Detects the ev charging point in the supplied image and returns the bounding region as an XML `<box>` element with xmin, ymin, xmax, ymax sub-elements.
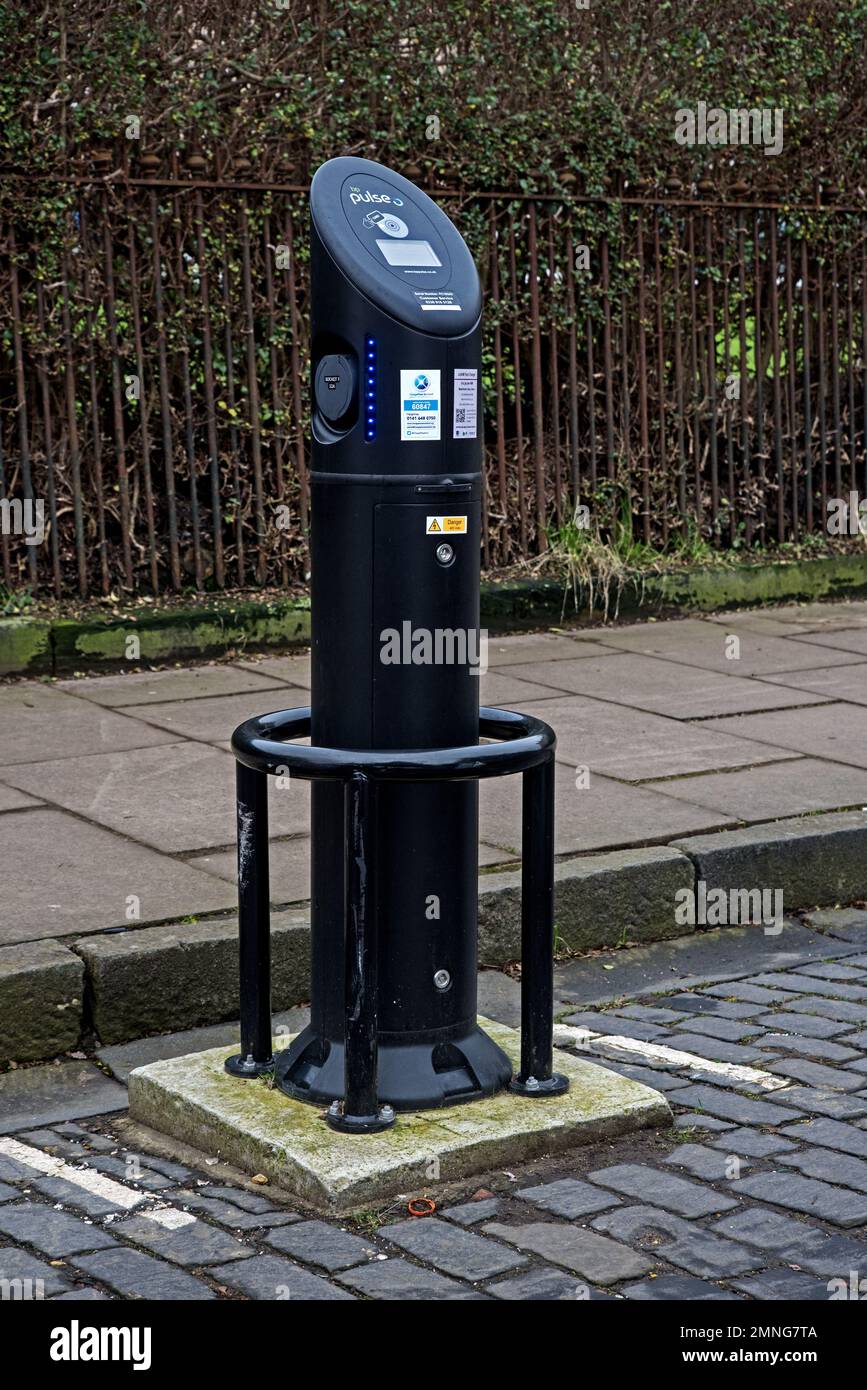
<box><xmin>128</xmin><ymin>157</ymin><xmax>670</xmax><ymax>1205</ymax></box>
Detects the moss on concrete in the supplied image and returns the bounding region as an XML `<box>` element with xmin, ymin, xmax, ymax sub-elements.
<box><xmin>127</xmin><ymin>1016</ymin><xmax>671</xmax><ymax>1211</ymax></box>
<box><xmin>4</xmin><ymin>552</ymin><xmax>867</xmax><ymax>677</ymax></box>
<box><xmin>0</xmin><ymin>617</ymin><xmax>53</xmax><ymax>676</ymax></box>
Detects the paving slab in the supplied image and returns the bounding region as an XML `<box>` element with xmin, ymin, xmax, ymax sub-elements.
<box><xmin>484</xmin><ymin>631</ymin><xmax>620</xmax><ymax>667</ymax></box>
<box><xmin>482</xmin><ymin>1220</ymin><xmax>651</xmax><ymax>1284</ymax></box>
<box><xmin>480</xmin><ymin>766</ymin><xmax>728</xmax><ymax>857</ymax></box>
<box><xmin>792</xmin><ymin>960</ymin><xmax>867</xmax><ymax>981</ymax></box>
<box><xmin>729</xmin><ymin>1269</ymin><xmax>831</xmax><ymax>1299</ymax></box>
<box><xmin>478</xmin><ymin>668</ymin><xmax>568</xmax><ymax>705</ymax></box>
<box><xmin>236</xmin><ymin>653</ymin><xmax>312</xmax><ymax>685</ymax></box>
<box><xmin>0</xmin><ymin>783</ymin><xmax>40</xmax><ymax>811</ymax></box>
<box><xmin>96</xmin><ymin>1007</ymin><xmax>311</xmax><ymax>1083</ymax></box>
<box><xmin>0</xmin><ymin>1245</ymin><xmax>73</xmax><ymax>1295</ymax></box>
<box><xmin>504</xmin><ymin>652</ymin><xmax>830</xmax><ymax>719</ymax></box>
<box><xmin>778</xmin><ymin>1146</ymin><xmax>867</xmax><ymax>1193</ymax></box>
<box><xmin>210</xmin><ymin>1253</ymin><xmax>353</xmax><ymax>1300</ymax></box>
<box><xmin>338</xmin><ymin>1258</ymin><xmax>481</xmax><ymax>1300</ymax></box>
<box><xmin>111</xmin><ymin>1213</ymin><xmax>253</xmax><ymax>1266</ymax></box>
<box><xmin>707</xmin><ymin>1206</ymin><xmax>827</xmax><ymax>1254</ymax></box>
<box><xmin>0</xmin><ymin>683</ymin><xmax>178</xmax><ymax>765</ymax></box>
<box><xmin>384</xmin><ymin>1216</ymin><xmax>526</xmax><ymax>1281</ymax></box>
<box><xmin>591</xmin><ymin>617</ymin><xmax>863</xmax><ymax>675</ymax></box>
<box><xmin>51</xmin><ymin>1287</ymin><xmax>109</xmax><ymax>1301</ymax></box>
<box><xmin>586</xmin><ymin>1162</ymin><xmax>739</xmax><ymax>1216</ymax></box>
<box><xmin>787</xmin><ymin>626</ymin><xmax>867</xmax><ymax>656</ymax></box>
<box><xmin>759</xmin><ymin>661</ymin><xmax>867</xmax><ymax>708</ymax></box>
<box><xmin>0</xmin><ymin>1059</ymin><xmax>128</xmax><ymax>1133</ymax></box>
<box><xmin>589</xmin><ymin>1204</ymin><xmax>761</xmax><ymax>1278</ymax></box>
<box><xmin>662</xmin><ymin>1142</ymin><xmax>756</xmax><ymax>1181</ymax></box>
<box><xmin>664</xmin><ymin>1083</ymin><xmax>805</xmax><ymax>1127</ymax></box>
<box><xmin>746</xmin><ymin>971</ymin><xmax>867</xmax><ymax>1002</ymax></box>
<box><xmin>487</xmin><ymin>1267</ymin><xmax>606</xmax><ymax>1299</ymax></box>
<box><xmin>553</xmin><ymin>921</ymin><xmax>855</xmax><ymax>1008</ymax></box>
<box><xmin>753</xmin><ymin>1010</ymin><xmax>852</xmax><ymax>1039</ymax></box>
<box><xmin>1</xmin><ymin>742</ymin><xmax>309</xmax><ymax>854</ymax></box>
<box><xmin>784</xmin><ymin>995</ymin><xmax>867</xmax><ymax>1025</ymax></box>
<box><xmin>0</xmin><ymin>1202</ymin><xmax>117</xmax><ymax>1256</ymax></box>
<box><xmin>514</xmin><ymin>1177</ymin><xmax>621</xmax><ymax>1219</ymax></box>
<box><xmin>805</xmin><ymin>907</ymin><xmax>867</xmax><ymax>945</ymax></box>
<box><xmin>119</xmin><ymin>688</ymin><xmax>313</xmax><ymax>746</ymax></box>
<box><xmin>730</xmin><ymin>1170</ymin><xmax>867</xmax><ymax>1227</ymax></box>
<box><xmin>708</xmin><ymin>1127</ymin><xmax>799</xmax><ymax>1158</ymax></box>
<box><xmin>705</xmin><ymin>702</ymin><xmax>867</xmax><ymax>769</ymax></box>
<box><xmin>787</xmin><ymin>1234</ymin><xmax>867</xmax><ymax>1278</ymax></box>
<box><xmin>753</xmin><ymin>1032</ymin><xmax>861</xmax><ymax>1064</ymax></box>
<box><xmin>622</xmin><ymin>1273</ymin><xmax>742</xmax><ymax>1300</ymax></box>
<box><xmin>442</xmin><ymin>1197</ymin><xmax>503</xmax><ymax>1226</ymax></box>
<box><xmin>521</xmin><ymin>694</ymin><xmax>798</xmax><ymax>781</ymax></box>
<box><xmin>0</xmin><ymin>808</ymin><xmax>235</xmax><ymax>943</ymax></box>
<box><xmin>669</xmin><ymin>1014</ymin><xmax>762</xmax><ymax>1043</ymax></box>
<box><xmin>127</xmin><ymin>1018</ymin><xmax>671</xmax><ymax>1212</ymax></box>
<box><xmin>644</xmin><ymin>757</ymin><xmax>867</xmax><ymax>823</ymax></box>
<box><xmin>766</xmin><ymin>1057</ymin><xmax>867</xmax><ymax>1091</ymax></box>
<box><xmin>70</xmin><ymin>1247</ymin><xmax>216</xmax><ymax>1299</ymax></box>
<box><xmin>57</xmin><ymin>663</ymin><xmax>288</xmax><ymax>707</ymax></box>
<box><xmin>709</xmin><ymin>601</ymin><xmax>867</xmax><ymax>634</ymax></box>
<box><xmin>778</xmin><ymin>1117</ymin><xmax>867</xmax><ymax>1157</ymax></box>
<box><xmin>266</xmin><ymin>1219</ymin><xmax>377</xmax><ymax>1273</ymax></box>
<box><xmin>704</xmin><ymin>610</ymin><xmax>818</xmax><ymax>636</ymax></box>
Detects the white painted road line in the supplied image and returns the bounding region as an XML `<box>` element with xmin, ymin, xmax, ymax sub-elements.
<box><xmin>0</xmin><ymin>1136</ymin><xmax>196</xmax><ymax>1227</ymax></box>
<box><xmin>0</xmin><ymin>1136</ymin><xmax>144</xmax><ymax>1208</ymax></box>
<box><xmin>553</xmin><ymin>1025</ymin><xmax>791</xmax><ymax>1091</ymax></box>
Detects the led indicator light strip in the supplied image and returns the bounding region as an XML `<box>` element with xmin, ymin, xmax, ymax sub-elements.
<box><xmin>364</xmin><ymin>335</ymin><xmax>377</xmax><ymax>440</ymax></box>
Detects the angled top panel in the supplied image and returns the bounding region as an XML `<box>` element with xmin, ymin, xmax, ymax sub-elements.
<box><xmin>310</xmin><ymin>156</ymin><xmax>482</xmax><ymax>337</ymax></box>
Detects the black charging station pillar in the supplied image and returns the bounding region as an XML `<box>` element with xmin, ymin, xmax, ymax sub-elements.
<box><xmin>276</xmin><ymin>156</ymin><xmax>511</xmax><ymax>1112</ymax></box>
<box><xmin>226</xmin><ymin>157</ymin><xmax>568</xmax><ymax>1129</ymax></box>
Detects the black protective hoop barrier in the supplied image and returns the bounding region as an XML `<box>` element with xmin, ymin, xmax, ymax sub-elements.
<box><xmin>226</xmin><ymin>705</ymin><xmax>568</xmax><ymax>1133</ymax></box>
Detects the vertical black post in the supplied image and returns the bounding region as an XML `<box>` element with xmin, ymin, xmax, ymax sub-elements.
<box><xmin>327</xmin><ymin>772</ymin><xmax>395</xmax><ymax>1133</ymax></box>
<box><xmin>510</xmin><ymin>753</ymin><xmax>569</xmax><ymax>1097</ymax></box>
<box><xmin>225</xmin><ymin>762</ymin><xmax>274</xmax><ymax>1077</ymax></box>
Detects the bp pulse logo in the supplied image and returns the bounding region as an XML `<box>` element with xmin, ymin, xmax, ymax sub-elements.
<box><xmin>414</xmin><ymin>374</ymin><xmax>430</xmax><ymax>391</ymax></box>
<box><xmin>349</xmin><ymin>186</ymin><xmax>393</xmax><ymax>205</ymax></box>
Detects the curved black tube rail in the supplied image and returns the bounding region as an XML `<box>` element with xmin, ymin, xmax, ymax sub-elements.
<box><xmin>227</xmin><ymin>705</ymin><xmax>568</xmax><ymax>1132</ymax></box>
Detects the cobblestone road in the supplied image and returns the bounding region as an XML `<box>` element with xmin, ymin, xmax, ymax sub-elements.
<box><xmin>3</xmin><ymin>909</ymin><xmax>867</xmax><ymax>1300</ymax></box>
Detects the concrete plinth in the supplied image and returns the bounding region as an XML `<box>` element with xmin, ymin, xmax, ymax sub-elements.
<box><xmin>128</xmin><ymin>1019</ymin><xmax>671</xmax><ymax>1212</ymax></box>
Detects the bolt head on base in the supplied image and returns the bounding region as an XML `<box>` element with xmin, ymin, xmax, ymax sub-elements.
<box><xmin>224</xmin><ymin>1053</ymin><xmax>275</xmax><ymax>1079</ymax></box>
<box><xmin>509</xmin><ymin>1072</ymin><xmax>570</xmax><ymax>1098</ymax></box>
<box><xmin>325</xmin><ymin>1100</ymin><xmax>396</xmax><ymax>1135</ymax></box>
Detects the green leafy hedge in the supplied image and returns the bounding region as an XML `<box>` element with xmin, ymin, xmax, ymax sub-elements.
<box><xmin>2</xmin><ymin>0</ymin><xmax>865</xmax><ymax>197</ymax></box>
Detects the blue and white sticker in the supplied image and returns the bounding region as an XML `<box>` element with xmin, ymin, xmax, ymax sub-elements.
<box><xmin>400</xmin><ymin>369</ymin><xmax>441</xmax><ymax>441</ymax></box>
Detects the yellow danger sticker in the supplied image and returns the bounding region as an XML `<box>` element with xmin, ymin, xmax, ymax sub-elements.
<box><xmin>426</xmin><ymin>515</ymin><xmax>467</xmax><ymax>535</ymax></box>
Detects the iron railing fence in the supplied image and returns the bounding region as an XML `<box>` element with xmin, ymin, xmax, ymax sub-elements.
<box><xmin>1</xmin><ymin>175</ymin><xmax>866</xmax><ymax>597</ymax></box>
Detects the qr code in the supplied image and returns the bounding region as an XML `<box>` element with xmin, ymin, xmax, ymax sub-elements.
<box><xmin>455</xmin><ymin>409</ymin><xmax>466</xmax><ymax>423</ymax></box>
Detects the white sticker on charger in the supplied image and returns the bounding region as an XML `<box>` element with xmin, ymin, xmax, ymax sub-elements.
<box><xmin>453</xmin><ymin>368</ymin><xmax>478</xmax><ymax>439</ymax></box>
<box><xmin>400</xmin><ymin>369</ymin><xmax>441</xmax><ymax>441</ymax></box>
